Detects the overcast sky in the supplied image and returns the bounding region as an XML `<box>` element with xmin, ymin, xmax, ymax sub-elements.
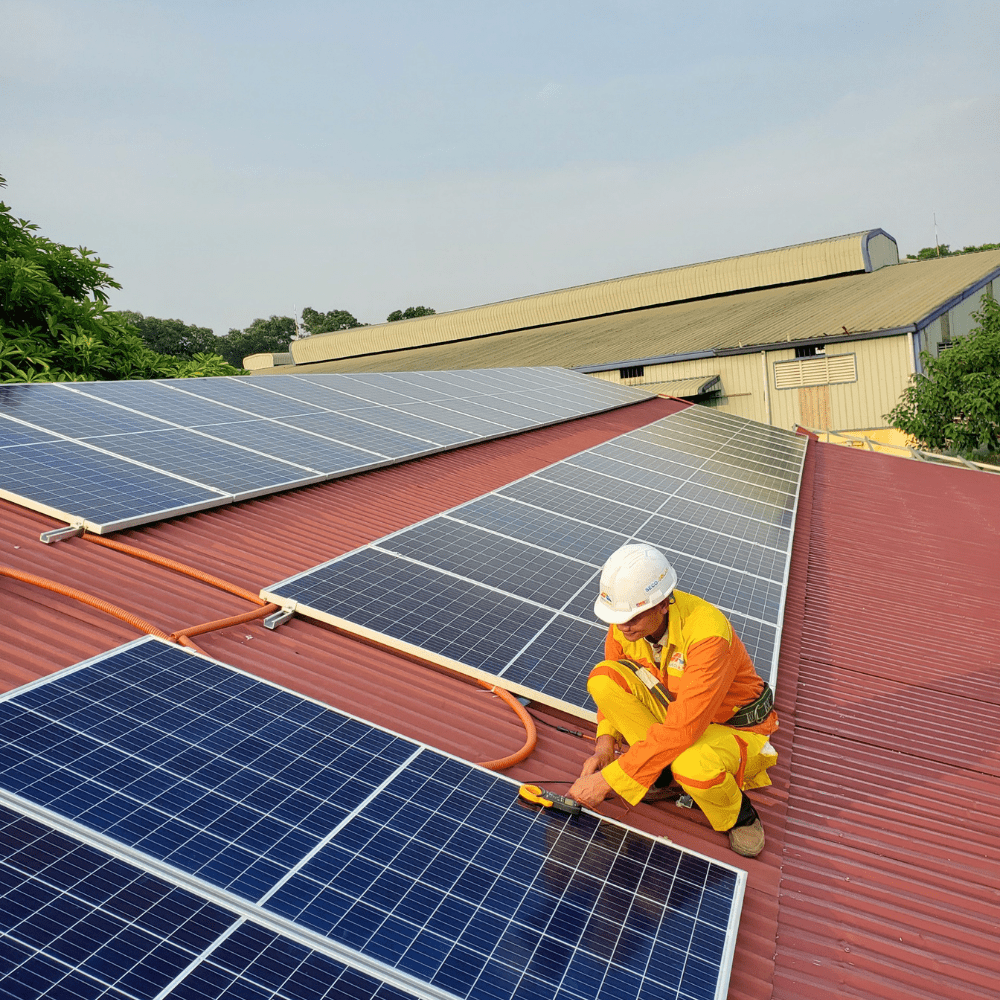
<box><xmin>3</xmin><ymin>1</ymin><xmax>998</xmax><ymax>337</ymax></box>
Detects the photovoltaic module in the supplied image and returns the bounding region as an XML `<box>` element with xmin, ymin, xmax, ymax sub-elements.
<box><xmin>0</xmin><ymin>369</ymin><xmax>651</xmax><ymax>533</ymax></box>
<box><xmin>0</xmin><ymin>636</ymin><xmax>745</xmax><ymax>1000</ymax></box>
<box><xmin>263</xmin><ymin>406</ymin><xmax>807</xmax><ymax>714</ymax></box>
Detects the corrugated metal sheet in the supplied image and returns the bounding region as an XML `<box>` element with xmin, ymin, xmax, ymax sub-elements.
<box><xmin>3</xmin><ymin>391</ymin><xmax>997</xmax><ymax>1000</ymax></box>
<box><xmin>274</xmin><ymin>251</ymin><xmax>1000</xmax><ymax>375</ymax></box>
<box><xmin>772</xmin><ymin>442</ymin><xmax>1000</xmax><ymax>1000</ymax></box>
<box><xmin>290</xmin><ymin>231</ymin><xmax>887</xmax><ymax>365</ymax></box>
<box><xmin>641</xmin><ymin>374</ymin><xmax>722</xmax><ymax>397</ymax></box>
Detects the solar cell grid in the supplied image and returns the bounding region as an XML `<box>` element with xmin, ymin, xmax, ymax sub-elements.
<box><xmin>566</xmin><ymin>451</ymin><xmax>689</xmax><ymax>497</ymax></box>
<box><xmin>536</xmin><ymin>463</ymin><xmax>667</xmax><ymax>514</ymax></box>
<box><xmin>589</xmin><ymin>440</ymin><xmax>698</xmax><ymax>481</ymax></box>
<box><xmin>697</xmin><ymin>457</ymin><xmax>799</xmax><ymax>491</ymax></box>
<box><xmin>683</xmin><ymin>469</ymin><xmax>796</xmax><ymax>509</ymax></box>
<box><xmin>265</xmin><ymin>745</ymin><xmax>742</xmax><ymax>1000</ymax></box>
<box><xmin>636</xmin><ymin>514</ymin><xmax>786</xmax><ymax>581</ymax></box>
<box><xmin>381</xmin><ymin>519</ymin><xmax>597</xmax><ymax>609</ymax></box>
<box><xmin>672</xmin><ymin>481</ymin><xmax>794</xmax><ymax>527</ymax></box>
<box><xmin>0</xmin><ymin>638</ymin><xmax>745</xmax><ymax>1000</ymax></box>
<box><xmin>658</xmin><ymin>553</ymin><xmax>783</xmax><ymax>625</ymax></box>
<box><xmin>163</xmin><ymin>380</ymin><xmax>327</xmax><ymax>419</ymax></box>
<box><xmin>391</xmin><ymin>401</ymin><xmax>515</xmax><ymax>435</ymax></box>
<box><xmin>0</xmin><ymin>649</ymin><xmax>415</xmax><ymax>903</ymax></box>
<box><xmin>276</xmin><ymin>412</ymin><xmax>437</xmax><ymax>459</ymax></box>
<box><xmin>454</xmin><ymin>494</ymin><xmax>628</xmax><ymax>564</ymax></box>
<box><xmin>346</xmin><ymin>404</ymin><xmax>477</xmax><ymax>446</ymax></box>
<box><xmin>0</xmin><ymin>389</ymin><xmax>168</xmax><ymax>438</ymax></box>
<box><xmin>496</xmin><ymin>479</ymin><xmax>656</xmax><ymax>538</ymax></box>
<box><xmin>194</xmin><ymin>420</ymin><xmax>385</xmax><ymax>474</ymax></box>
<box><xmin>82</xmin><ymin>430</ymin><xmax>319</xmax><ymax>497</ymax></box>
<box><xmin>0</xmin><ymin>803</ymin><xmax>239</xmax><ymax>1000</ymax></box>
<box><xmin>0</xmin><ymin>417</ymin><xmax>62</xmax><ymax>448</ymax></box>
<box><xmin>71</xmin><ymin>381</ymin><xmax>254</xmax><ymax>427</ymax></box>
<box><xmin>0</xmin><ymin>441</ymin><xmax>225</xmax><ymax>527</ymax></box>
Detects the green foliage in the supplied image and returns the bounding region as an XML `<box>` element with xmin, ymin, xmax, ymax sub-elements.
<box><xmin>0</xmin><ymin>175</ymin><xmax>242</xmax><ymax>381</ymax></box>
<box><xmin>386</xmin><ymin>305</ymin><xmax>436</xmax><ymax>322</ymax></box>
<box><xmin>906</xmin><ymin>241</ymin><xmax>1000</xmax><ymax>260</ymax></box>
<box><xmin>219</xmin><ymin>315</ymin><xmax>297</xmax><ymax>368</ymax></box>
<box><xmin>301</xmin><ymin>306</ymin><xmax>364</xmax><ymax>336</ymax></box>
<box><xmin>121</xmin><ymin>310</ymin><xmax>219</xmax><ymax>359</ymax></box>
<box><xmin>886</xmin><ymin>292</ymin><xmax>1000</xmax><ymax>459</ymax></box>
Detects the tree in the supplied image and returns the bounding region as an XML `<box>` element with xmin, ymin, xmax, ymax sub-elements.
<box><xmin>886</xmin><ymin>292</ymin><xmax>1000</xmax><ymax>459</ymax></box>
<box><xmin>905</xmin><ymin>241</ymin><xmax>999</xmax><ymax>260</ymax></box>
<box><xmin>219</xmin><ymin>315</ymin><xmax>296</xmax><ymax>368</ymax></box>
<box><xmin>301</xmin><ymin>306</ymin><xmax>364</xmax><ymax>336</ymax></box>
<box><xmin>121</xmin><ymin>311</ymin><xmax>220</xmax><ymax>359</ymax></box>
<box><xmin>0</xmin><ymin>174</ymin><xmax>242</xmax><ymax>381</ymax></box>
<box><xmin>386</xmin><ymin>306</ymin><xmax>436</xmax><ymax>322</ymax></box>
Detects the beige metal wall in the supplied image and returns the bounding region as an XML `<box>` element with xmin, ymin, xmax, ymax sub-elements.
<box><xmin>918</xmin><ymin>280</ymin><xmax>997</xmax><ymax>358</ymax></box>
<box><xmin>592</xmin><ymin>334</ymin><xmax>913</xmax><ymax>432</ymax></box>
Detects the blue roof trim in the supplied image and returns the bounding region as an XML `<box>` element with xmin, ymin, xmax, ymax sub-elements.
<box><xmin>862</xmin><ymin>228</ymin><xmax>897</xmax><ymax>271</ymax></box>
<box><xmin>913</xmin><ymin>266</ymin><xmax>1000</xmax><ymax>330</ymax></box>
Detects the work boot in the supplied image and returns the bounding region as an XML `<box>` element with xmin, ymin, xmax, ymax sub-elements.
<box><xmin>642</xmin><ymin>767</ymin><xmax>681</xmax><ymax>802</ymax></box>
<box><xmin>727</xmin><ymin>795</ymin><xmax>765</xmax><ymax>858</ymax></box>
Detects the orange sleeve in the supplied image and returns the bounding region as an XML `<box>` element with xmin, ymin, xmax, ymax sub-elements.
<box><xmin>604</xmin><ymin>626</ymin><xmax>623</xmax><ymax>661</ymax></box>
<box><xmin>612</xmin><ymin>635</ymin><xmax>738</xmax><ymax>789</ymax></box>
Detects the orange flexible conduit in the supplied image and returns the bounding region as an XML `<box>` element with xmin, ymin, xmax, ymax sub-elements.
<box><xmin>0</xmin><ymin>565</ymin><xmax>171</xmax><ymax>641</ymax></box>
<box><xmin>14</xmin><ymin>534</ymin><xmax>538</xmax><ymax>771</ymax></box>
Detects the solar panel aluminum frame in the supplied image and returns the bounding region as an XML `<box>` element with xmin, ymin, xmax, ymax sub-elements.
<box><xmin>262</xmin><ymin>409</ymin><xmax>808</xmax><ymax>718</ymax></box>
<box><xmin>0</xmin><ymin>635</ymin><xmax>748</xmax><ymax>1000</ymax></box>
<box><xmin>0</xmin><ymin>372</ymin><xmax>654</xmax><ymax>535</ymax></box>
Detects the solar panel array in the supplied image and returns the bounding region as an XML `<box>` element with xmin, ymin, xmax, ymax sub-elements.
<box><xmin>0</xmin><ymin>369</ymin><xmax>650</xmax><ymax>534</ymax></box>
<box><xmin>0</xmin><ymin>637</ymin><xmax>745</xmax><ymax>1000</ymax></box>
<box><xmin>264</xmin><ymin>406</ymin><xmax>807</xmax><ymax>713</ymax></box>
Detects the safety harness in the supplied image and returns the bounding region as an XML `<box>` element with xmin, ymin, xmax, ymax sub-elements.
<box><xmin>614</xmin><ymin>656</ymin><xmax>774</xmax><ymax>728</ymax></box>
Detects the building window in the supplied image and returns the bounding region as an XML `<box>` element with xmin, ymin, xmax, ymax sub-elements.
<box><xmin>773</xmin><ymin>353</ymin><xmax>857</xmax><ymax>389</ymax></box>
<box><xmin>794</xmin><ymin>345</ymin><xmax>825</xmax><ymax>358</ymax></box>
<box><xmin>619</xmin><ymin>365</ymin><xmax>645</xmax><ymax>380</ymax></box>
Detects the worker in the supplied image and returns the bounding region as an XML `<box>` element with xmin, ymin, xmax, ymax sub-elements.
<box><xmin>567</xmin><ymin>543</ymin><xmax>779</xmax><ymax>857</ymax></box>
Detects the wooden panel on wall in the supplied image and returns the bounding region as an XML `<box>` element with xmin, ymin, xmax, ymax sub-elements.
<box><xmin>799</xmin><ymin>385</ymin><xmax>832</xmax><ymax>429</ymax></box>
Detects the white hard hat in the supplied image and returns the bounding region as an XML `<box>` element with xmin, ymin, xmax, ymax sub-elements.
<box><xmin>593</xmin><ymin>543</ymin><xmax>678</xmax><ymax>625</ymax></box>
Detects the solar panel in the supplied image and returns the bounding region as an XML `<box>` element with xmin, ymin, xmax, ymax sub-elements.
<box><xmin>263</xmin><ymin>406</ymin><xmax>807</xmax><ymax>713</ymax></box>
<box><xmin>0</xmin><ymin>370</ymin><xmax>651</xmax><ymax>534</ymax></box>
<box><xmin>0</xmin><ymin>637</ymin><xmax>746</xmax><ymax>1000</ymax></box>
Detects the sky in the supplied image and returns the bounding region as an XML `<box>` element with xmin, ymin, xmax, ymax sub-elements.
<box><xmin>2</xmin><ymin>0</ymin><xmax>999</xmax><ymax>338</ymax></box>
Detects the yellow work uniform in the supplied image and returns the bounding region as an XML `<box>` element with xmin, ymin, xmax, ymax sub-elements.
<box><xmin>590</xmin><ymin>589</ymin><xmax>779</xmax><ymax>831</ymax></box>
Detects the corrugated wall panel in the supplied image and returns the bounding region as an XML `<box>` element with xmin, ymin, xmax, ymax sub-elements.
<box><xmin>772</xmin><ymin>443</ymin><xmax>1000</xmax><ymax>1000</ymax></box>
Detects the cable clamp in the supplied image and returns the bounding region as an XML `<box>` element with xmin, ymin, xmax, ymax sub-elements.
<box><xmin>263</xmin><ymin>603</ymin><xmax>297</xmax><ymax>630</ymax></box>
<box><xmin>39</xmin><ymin>523</ymin><xmax>85</xmax><ymax>545</ymax></box>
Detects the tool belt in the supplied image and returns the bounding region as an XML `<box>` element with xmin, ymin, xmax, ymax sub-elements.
<box><xmin>727</xmin><ymin>684</ymin><xmax>774</xmax><ymax>727</ymax></box>
<box><xmin>616</xmin><ymin>658</ymin><xmax>773</xmax><ymax>728</ymax></box>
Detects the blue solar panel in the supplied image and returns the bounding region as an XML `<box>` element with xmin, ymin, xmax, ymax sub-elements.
<box><xmin>0</xmin><ymin>802</ymin><xmax>238</xmax><ymax>999</ymax></box>
<box><xmin>0</xmin><ymin>804</ymin><xmax>420</xmax><ymax>1000</ymax></box>
<box><xmin>0</xmin><ymin>370</ymin><xmax>651</xmax><ymax>534</ymax></box>
<box><xmin>264</xmin><ymin>406</ymin><xmax>807</xmax><ymax>707</ymax></box>
<box><xmin>0</xmin><ymin>637</ymin><xmax>745</xmax><ymax>1000</ymax></box>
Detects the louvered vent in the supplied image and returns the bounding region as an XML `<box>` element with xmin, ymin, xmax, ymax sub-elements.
<box><xmin>774</xmin><ymin>353</ymin><xmax>857</xmax><ymax>389</ymax></box>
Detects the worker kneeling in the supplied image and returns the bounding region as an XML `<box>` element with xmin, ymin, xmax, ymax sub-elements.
<box><xmin>567</xmin><ymin>543</ymin><xmax>779</xmax><ymax>858</ymax></box>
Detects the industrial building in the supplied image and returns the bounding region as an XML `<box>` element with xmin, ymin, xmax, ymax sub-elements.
<box><xmin>249</xmin><ymin>233</ymin><xmax>1000</xmax><ymax>438</ymax></box>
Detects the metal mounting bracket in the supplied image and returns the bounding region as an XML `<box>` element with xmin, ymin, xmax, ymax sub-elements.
<box><xmin>263</xmin><ymin>604</ymin><xmax>297</xmax><ymax>630</ymax></box>
<box><xmin>39</xmin><ymin>523</ymin><xmax>85</xmax><ymax>545</ymax></box>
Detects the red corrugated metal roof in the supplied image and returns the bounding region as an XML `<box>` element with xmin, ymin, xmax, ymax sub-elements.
<box><xmin>2</xmin><ymin>394</ymin><xmax>998</xmax><ymax>1000</ymax></box>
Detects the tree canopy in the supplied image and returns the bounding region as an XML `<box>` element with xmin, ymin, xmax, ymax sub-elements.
<box><xmin>886</xmin><ymin>292</ymin><xmax>1000</xmax><ymax>460</ymax></box>
<box><xmin>219</xmin><ymin>315</ymin><xmax>297</xmax><ymax>368</ymax></box>
<box><xmin>906</xmin><ymin>241</ymin><xmax>1000</xmax><ymax>260</ymax></box>
<box><xmin>301</xmin><ymin>306</ymin><xmax>364</xmax><ymax>336</ymax></box>
<box><xmin>121</xmin><ymin>311</ymin><xmax>220</xmax><ymax>360</ymax></box>
<box><xmin>0</xmin><ymin>175</ymin><xmax>242</xmax><ymax>381</ymax></box>
<box><xmin>386</xmin><ymin>306</ymin><xmax>436</xmax><ymax>322</ymax></box>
